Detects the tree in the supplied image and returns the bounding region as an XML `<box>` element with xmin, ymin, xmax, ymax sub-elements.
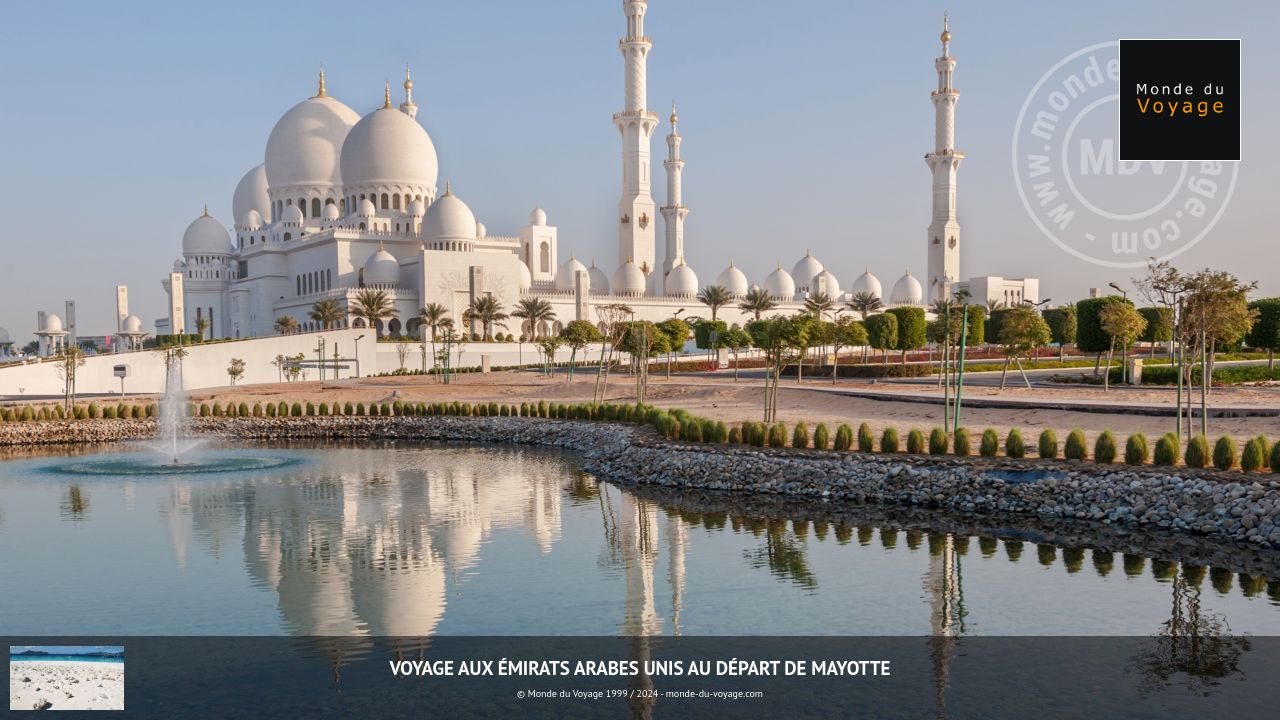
<box><xmin>416</xmin><ymin>303</ymin><xmax>451</xmax><ymax>341</ymax></box>
<box><xmin>1076</xmin><ymin>296</ymin><xmax>1130</xmax><ymax>369</ymax></box>
<box><xmin>864</xmin><ymin>313</ymin><xmax>898</xmax><ymax>364</ymax></box>
<box><xmin>986</xmin><ymin>298</ymin><xmax>1005</xmax><ymax>312</ymax></box>
<box><xmin>804</xmin><ymin>292</ymin><xmax>835</xmax><ymax>321</ymax></box>
<box><xmin>846</xmin><ymin>291</ymin><xmax>882</xmax><ymax>320</ymax></box>
<box><xmin>395</xmin><ymin>342</ymin><xmax>411</xmax><ymax>370</ymax></box>
<box><xmin>226</xmin><ymin>357</ymin><xmax>245</xmax><ymax>386</ymax></box>
<box><xmin>829</xmin><ymin>316</ymin><xmax>868</xmax><ymax>384</ymax></box>
<box><xmin>352</xmin><ymin>289</ymin><xmax>397</xmax><ymax>336</ymax></box>
<box><xmin>1099</xmin><ymin>302</ymin><xmax>1148</xmax><ymax>391</ymax></box>
<box><xmin>747</xmin><ymin>316</ymin><xmax>809</xmax><ymax>422</ymax></box>
<box><xmin>720</xmin><ymin>326</ymin><xmax>753</xmax><ymax>381</ymax></box>
<box><xmin>1138</xmin><ymin>306</ymin><xmax>1174</xmax><ymax>358</ymax></box>
<box><xmin>273</xmin><ymin>315</ymin><xmax>299</xmax><ymax>335</ymax></box>
<box><xmin>559</xmin><ymin>320</ymin><xmax>603</xmax><ymax>381</ymax></box>
<box><xmin>963</xmin><ymin>304</ymin><xmax>986</xmax><ymax>346</ymax></box>
<box><xmin>656</xmin><ymin>317</ymin><xmax>690</xmax><ymax>379</ymax></box>
<box><xmin>1247</xmin><ymin>298</ymin><xmax>1280</xmax><ymax>371</ymax></box>
<box><xmin>986</xmin><ymin>307</ymin><xmax>1017</xmax><ymax>350</ymax></box>
<box><xmin>463</xmin><ymin>295</ymin><xmax>508</xmax><ymax>341</ymax></box>
<box><xmin>887</xmin><ymin>307</ymin><xmax>927</xmax><ymax>364</ymax></box>
<box><xmin>738</xmin><ymin>287</ymin><xmax>776</xmax><ymax>320</ymax></box>
<box><xmin>592</xmin><ymin>303</ymin><xmax>633</xmax><ymax>403</ymax></box>
<box><xmin>693</xmin><ymin>319</ymin><xmax>728</xmax><ymax>351</ymax></box>
<box><xmin>512</xmin><ymin>297</ymin><xmax>555</xmax><ymax>340</ymax></box>
<box><xmin>308</xmin><ymin>299</ymin><xmax>343</xmax><ymax>330</ymax></box>
<box><xmin>997</xmin><ymin>307</ymin><xmax>1051</xmax><ymax>389</ymax></box>
<box><xmin>535</xmin><ymin>336</ymin><xmax>562</xmax><ymax>376</ymax></box>
<box><xmin>697</xmin><ymin>285</ymin><xmax>731</xmax><ymax>322</ymax></box>
<box><xmin>1042</xmin><ymin>305</ymin><xmax>1076</xmax><ymax>360</ymax></box>
<box><xmin>194</xmin><ymin>316</ymin><xmax>211</xmax><ymax>342</ymax></box>
<box><xmin>54</xmin><ymin>345</ymin><xmax>86</xmax><ymax>413</ymax></box>
<box><xmin>1181</xmin><ymin>269</ymin><xmax>1257</xmax><ymax>399</ymax></box>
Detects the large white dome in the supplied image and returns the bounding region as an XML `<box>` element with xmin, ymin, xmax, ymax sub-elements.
<box><xmin>612</xmin><ymin>260</ymin><xmax>646</xmax><ymax>296</ymax></box>
<box><xmin>763</xmin><ymin>265</ymin><xmax>796</xmax><ymax>300</ymax></box>
<box><xmin>557</xmin><ymin>256</ymin><xmax>588</xmax><ymax>292</ymax></box>
<box><xmin>363</xmin><ymin>246</ymin><xmax>400</xmax><ymax>286</ymax></box>
<box><xmin>791</xmin><ymin>251</ymin><xmax>825</xmax><ymax>291</ymax></box>
<box><xmin>850</xmin><ymin>268</ymin><xmax>882</xmax><ymax>298</ymax></box>
<box><xmin>339</xmin><ymin>106</ymin><xmax>438</xmax><ymax>195</ymax></box>
<box><xmin>264</xmin><ymin>94</ymin><xmax>360</xmax><ymax>191</ymax></box>
<box><xmin>233</xmin><ymin>164</ymin><xmax>271</xmax><ymax>225</ymax></box>
<box><xmin>588</xmin><ymin>261</ymin><xmax>610</xmax><ymax>295</ymax></box>
<box><xmin>665</xmin><ymin>262</ymin><xmax>699</xmax><ymax>298</ymax></box>
<box><xmin>182</xmin><ymin>211</ymin><xmax>231</xmax><ymax>255</ymax></box>
<box><xmin>890</xmin><ymin>271</ymin><xmax>923</xmax><ymax>305</ymax></box>
<box><xmin>40</xmin><ymin>314</ymin><xmax>64</xmax><ymax>333</ymax></box>
<box><xmin>422</xmin><ymin>190</ymin><xmax>477</xmax><ymax>242</ymax></box>
<box><xmin>715</xmin><ymin>262</ymin><xmax>749</xmax><ymax>297</ymax></box>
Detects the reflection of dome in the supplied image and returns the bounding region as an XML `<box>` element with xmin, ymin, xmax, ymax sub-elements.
<box><xmin>588</xmin><ymin>262</ymin><xmax>610</xmax><ymax>295</ymax></box>
<box><xmin>850</xmin><ymin>268</ymin><xmax>882</xmax><ymax>299</ymax></box>
<box><xmin>814</xmin><ymin>269</ymin><xmax>841</xmax><ymax>297</ymax></box>
<box><xmin>891</xmin><ymin>271</ymin><xmax>923</xmax><ymax>305</ymax></box>
<box><xmin>665</xmin><ymin>262</ymin><xmax>698</xmax><ymax>298</ymax></box>
<box><xmin>123</xmin><ymin>315</ymin><xmax>143</xmax><ymax>333</ymax></box>
<box><xmin>791</xmin><ymin>250</ymin><xmax>824</xmax><ymax>291</ymax></box>
<box><xmin>557</xmin><ymin>256</ymin><xmax>588</xmax><ymax>292</ymax></box>
<box><xmin>233</xmin><ymin>164</ymin><xmax>271</xmax><ymax>225</ymax></box>
<box><xmin>612</xmin><ymin>260</ymin><xmax>646</xmax><ymax>296</ymax></box>
<box><xmin>716</xmin><ymin>262</ymin><xmax>749</xmax><ymax>297</ymax></box>
<box><xmin>339</xmin><ymin>105</ymin><xmax>438</xmax><ymax>194</ymax></box>
<box><xmin>422</xmin><ymin>190</ymin><xmax>477</xmax><ymax>242</ymax></box>
<box><xmin>183</xmin><ymin>211</ymin><xmax>231</xmax><ymax>255</ymax></box>
<box><xmin>763</xmin><ymin>265</ymin><xmax>796</xmax><ymax>300</ymax></box>
<box><xmin>264</xmin><ymin>94</ymin><xmax>360</xmax><ymax>190</ymax></box>
<box><xmin>281</xmin><ymin>205</ymin><xmax>304</xmax><ymax>226</ymax></box>
<box><xmin>363</xmin><ymin>247</ymin><xmax>399</xmax><ymax>286</ymax></box>
<box><xmin>40</xmin><ymin>314</ymin><xmax>64</xmax><ymax>333</ymax></box>
<box><xmin>516</xmin><ymin>259</ymin><xmax>533</xmax><ymax>289</ymax></box>
<box><xmin>530</xmin><ymin>207</ymin><xmax>547</xmax><ymax>226</ymax></box>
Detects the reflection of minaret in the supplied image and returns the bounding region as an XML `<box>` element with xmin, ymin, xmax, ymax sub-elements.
<box><xmin>162</xmin><ymin>485</ymin><xmax>192</xmax><ymax>569</ymax></box>
<box><xmin>925</xmin><ymin>533</ymin><xmax>964</xmax><ymax>719</ymax></box>
<box><xmin>666</xmin><ymin>511</ymin><xmax>687</xmax><ymax>636</ymax></box>
<box><xmin>925</xmin><ymin>13</ymin><xmax>963</xmax><ymax>303</ymax></box>
<box><xmin>620</xmin><ymin>493</ymin><xmax>661</xmax><ymax>636</ymax></box>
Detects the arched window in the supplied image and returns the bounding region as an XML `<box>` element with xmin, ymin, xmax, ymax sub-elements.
<box><xmin>358</xmin><ymin>223</ymin><xmax>365</xmax><ymax>231</ymax></box>
<box><xmin>539</xmin><ymin>242</ymin><xmax>550</xmax><ymax>273</ymax></box>
<box><xmin>392</xmin><ymin>194</ymin><xmax>401</xmax><ymax>210</ymax></box>
<box><xmin>340</xmin><ymin>198</ymin><xmax>347</xmax><ymax>214</ymax></box>
<box><xmin>311</xmin><ymin>198</ymin><xmax>321</xmax><ymax>217</ymax></box>
<box><xmin>283</xmin><ymin>233</ymin><xmax>292</xmax><ymax>242</ymax></box>
<box><xmin>297</xmin><ymin>197</ymin><xmax>305</xmax><ymax>213</ymax></box>
<box><xmin>327</xmin><ymin>269</ymin><xmax>332</xmax><ymax>289</ymax></box>
<box><xmin>380</xmin><ymin>193</ymin><xmax>389</xmax><ymax>209</ymax></box>
<box><xmin>286</xmin><ymin>198</ymin><xmax>292</xmax><ymax>206</ymax></box>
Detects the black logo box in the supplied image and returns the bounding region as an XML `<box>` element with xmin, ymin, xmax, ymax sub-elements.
<box><xmin>1119</xmin><ymin>39</ymin><xmax>1240</xmax><ymax>161</ymax></box>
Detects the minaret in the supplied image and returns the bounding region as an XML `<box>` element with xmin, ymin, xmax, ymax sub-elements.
<box><xmin>660</xmin><ymin>101</ymin><xmax>688</xmax><ymax>291</ymax></box>
<box><xmin>926</xmin><ymin>13</ymin><xmax>963</xmax><ymax>303</ymax></box>
<box><xmin>614</xmin><ymin>0</ymin><xmax>658</xmax><ymax>291</ymax></box>
<box><xmin>400</xmin><ymin>65</ymin><xmax>418</xmax><ymax>119</ymax></box>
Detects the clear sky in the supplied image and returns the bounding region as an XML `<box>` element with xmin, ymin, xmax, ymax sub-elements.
<box><xmin>0</xmin><ymin>0</ymin><xmax>1274</xmax><ymax>341</ymax></box>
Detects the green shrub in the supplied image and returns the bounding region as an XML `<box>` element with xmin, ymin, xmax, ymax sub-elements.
<box><xmin>905</xmin><ymin>428</ymin><xmax>925</xmax><ymax>454</ymax></box>
<box><xmin>728</xmin><ymin>426</ymin><xmax>742</xmax><ymax>444</ymax></box>
<box><xmin>1241</xmin><ymin>436</ymin><xmax>1267</xmax><ymax>472</ymax></box>
<box><xmin>1185</xmin><ymin>435</ymin><xmax>1209</xmax><ymax>468</ymax></box>
<box><xmin>355</xmin><ymin>402</ymin><xmax>366</xmax><ymax>416</ymax></box>
<box><xmin>1270</xmin><ymin>441</ymin><xmax>1280</xmax><ymax>473</ymax></box>
<box><xmin>278</xmin><ymin>401</ymin><xmax>289</xmax><ymax>417</ymax></box>
<box><xmin>813</xmin><ymin>424</ymin><xmax>830</xmax><ymax>450</ymax></box>
<box><xmin>953</xmin><ymin>427</ymin><xmax>971</xmax><ymax>456</ymax></box>
<box><xmin>488</xmin><ymin>402</ymin><xmax>499</xmax><ymax>417</ymax></box>
<box><xmin>287</xmin><ymin>402</ymin><xmax>300</xmax><ymax>417</ymax></box>
<box><xmin>537</xmin><ymin>400</ymin><xmax>548</xmax><ymax>418</ymax></box>
<box><xmin>749</xmin><ymin>422</ymin><xmax>766</xmax><ymax>447</ymax></box>
<box><xmin>1252</xmin><ymin>435</ymin><xmax>1270</xmax><ymax>468</ymax></box>
<box><xmin>768</xmin><ymin>423</ymin><xmax>788</xmax><ymax>449</ymax></box>
<box><xmin>266</xmin><ymin>402</ymin><xmax>277</xmax><ymax>417</ymax></box>
<box><xmin>226</xmin><ymin>403</ymin><xmax>238</xmax><ymax>418</ymax></box>
<box><xmin>712</xmin><ymin>421</ymin><xmax>729</xmax><ymax>443</ymax></box>
<box><xmin>686</xmin><ymin>422</ymin><xmax>703</xmax><ymax>443</ymax></box>
<box><xmin>344</xmin><ymin>401</ymin><xmax>355</xmax><ymax>415</ymax></box>
<box><xmin>979</xmin><ymin>428</ymin><xmax>999</xmax><ymax>457</ymax></box>
<box><xmin>1125</xmin><ymin>433</ymin><xmax>1149</xmax><ymax>466</ymax></box>
<box><xmin>880</xmin><ymin>427</ymin><xmax>899</xmax><ymax>453</ymax></box>
<box><xmin>1038</xmin><ymin>430</ymin><xmax>1058</xmax><ymax>459</ymax></box>
<box><xmin>252</xmin><ymin>402</ymin><xmax>263</xmax><ymax>417</ymax></box>
<box><xmin>928</xmin><ymin>428</ymin><xmax>948</xmax><ymax>455</ymax></box>
<box><xmin>238</xmin><ymin>402</ymin><xmax>250</xmax><ymax>417</ymax></box>
<box><xmin>1063</xmin><ymin>429</ymin><xmax>1087</xmax><ymax>460</ymax></box>
<box><xmin>200</xmin><ymin>403</ymin><xmax>211</xmax><ymax>417</ymax></box>
<box><xmin>380</xmin><ymin>403</ymin><xmax>391</xmax><ymax>416</ymax></box>
<box><xmin>1213</xmin><ymin>436</ymin><xmax>1237</xmax><ymax>471</ymax></box>
<box><xmin>116</xmin><ymin>403</ymin><xmax>127</xmax><ymax>418</ymax></box>
<box><xmin>147</xmin><ymin>403</ymin><xmax>159</xmax><ymax>418</ymax></box>
<box><xmin>1094</xmin><ymin>431</ymin><xmax>1117</xmax><ymax>464</ymax></box>
<box><xmin>857</xmin><ymin>423</ymin><xmax>875</xmax><ymax>453</ymax></box>
<box><xmin>1153</xmin><ymin>433</ymin><xmax>1179</xmax><ymax>466</ymax></box>
<box><xmin>1005</xmin><ymin>429</ymin><xmax>1026</xmax><ymax>458</ymax></box>
<box><xmin>304</xmin><ymin>402</ymin><xmax>314</xmax><ymax>416</ymax></box>
<box><xmin>214</xmin><ymin>402</ymin><xmax>227</xmax><ymax>417</ymax></box>
<box><xmin>317</xmin><ymin>402</ymin><xmax>328</xmax><ymax>416</ymax></box>
<box><xmin>88</xmin><ymin>402</ymin><xmax>100</xmax><ymax>419</ymax></box>
<box><xmin>102</xmin><ymin>406</ymin><xmax>116</xmax><ymax>419</ymax></box>
<box><xmin>834</xmin><ymin>424</ymin><xmax>854</xmax><ymax>451</ymax></box>
<box><xmin>792</xmin><ymin>422</ymin><xmax>809</xmax><ymax>449</ymax></box>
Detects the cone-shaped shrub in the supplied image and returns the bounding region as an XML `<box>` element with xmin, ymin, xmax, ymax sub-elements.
<box><xmin>1251</xmin><ymin>435</ymin><xmax>1271</xmax><ymax>469</ymax></box>
<box><xmin>1213</xmin><ymin>436</ymin><xmax>1237</xmax><ymax>471</ymax></box>
<box><xmin>252</xmin><ymin>402</ymin><xmax>263</xmax><ymax>417</ymax></box>
<box><xmin>200</xmin><ymin>403</ymin><xmax>211</xmax><ymax>417</ymax></box>
<box><xmin>1064</xmin><ymin>429</ymin><xmax>1087</xmax><ymax>460</ymax></box>
<box><xmin>102</xmin><ymin>406</ymin><xmax>116</xmax><ymax>419</ymax></box>
<box><xmin>266</xmin><ymin>402</ymin><xmax>277</xmax><ymax>417</ymax></box>
<box><xmin>686</xmin><ymin>422</ymin><xmax>703</xmax><ymax>443</ymax></box>
<box><xmin>834</xmin><ymin>424</ymin><xmax>854</xmax><ymax>451</ymax></box>
<box><xmin>979</xmin><ymin>428</ymin><xmax>1000</xmax><ymax>457</ymax></box>
<box><xmin>880</xmin><ymin>427</ymin><xmax>899</xmax><ymax>453</ymax></box>
<box><xmin>749</xmin><ymin>422</ymin><xmax>766</xmax><ymax>447</ymax></box>
<box><xmin>728</xmin><ymin>426</ymin><xmax>742</xmax><ymax>444</ymax></box>
<box><xmin>290</xmin><ymin>402</ymin><xmax>302</xmax><ymax>417</ymax></box>
<box><xmin>1270</xmin><ymin>441</ymin><xmax>1280</xmax><ymax>473</ymax></box>
<box><xmin>928</xmin><ymin>428</ymin><xmax>948</xmax><ymax>455</ymax></box>
<box><xmin>226</xmin><ymin>403</ymin><xmax>238</xmax><ymax>418</ymax></box>
<box><xmin>858</xmin><ymin>423</ymin><xmax>875</xmax><ymax>453</ymax></box>
<box><xmin>1125</xmin><ymin>433</ymin><xmax>1149</xmax><ymax>466</ymax></box>
<box><xmin>813</xmin><ymin>423</ymin><xmax>830</xmax><ymax>450</ymax></box>
<box><xmin>88</xmin><ymin>402</ymin><xmax>100</xmax><ymax>419</ymax></box>
<box><xmin>768</xmin><ymin>423</ymin><xmax>788</xmax><ymax>448</ymax></box>
<box><xmin>1005</xmin><ymin>429</ymin><xmax>1026</xmax><ymax>458</ymax></box>
<box><xmin>953</xmin><ymin>427</ymin><xmax>971</xmax><ymax>456</ymax></box>
<box><xmin>792</xmin><ymin>422</ymin><xmax>809</xmax><ymax>449</ymax></box>
<box><xmin>381</xmin><ymin>403</ymin><xmax>391</xmax><ymax>416</ymax></box>
<box><xmin>1241</xmin><ymin>436</ymin><xmax>1266</xmax><ymax>472</ymax></box>
<box><xmin>341</xmin><ymin>401</ymin><xmax>352</xmax><ymax>415</ymax></box>
<box><xmin>906</xmin><ymin>429</ymin><xmax>925</xmax><ymax>454</ymax></box>
<box><xmin>712</xmin><ymin>421</ymin><xmax>729</xmax><ymax>443</ymax></box>
<box><xmin>133</xmin><ymin>404</ymin><xmax>146</xmax><ymax>419</ymax></box>
<box><xmin>1185</xmin><ymin>435</ymin><xmax>1209</xmax><ymax>468</ymax></box>
<box><xmin>277</xmin><ymin>401</ymin><xmax>288</xmax><ymax>417</ymax></box>
<box><xmin>320</xmin><ymin>402</ymin><xmax>330</xmax><ymax>416</ymax></box>
<box><xmin>1094</xmin><ymin>431</ymin><xmax>1117</xmax><ymax>464</ymax></box>
<box><xmin>1153</xmin><ymin>433</ymin><xmax>1179</xmax><ymax>466</ymax></box>
<box><xmin>1038</xmin><ymin>430</ymin><xmax>1058</xmax><ymax>459</ymax></box>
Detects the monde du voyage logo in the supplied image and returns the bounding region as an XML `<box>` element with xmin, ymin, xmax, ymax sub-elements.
<box><xmin>1013</xmin><ymin>39</ymin><xmax>1240</xmax><ymax>268</ymax></box>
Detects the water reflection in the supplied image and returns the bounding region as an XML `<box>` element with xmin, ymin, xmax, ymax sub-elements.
<box><xmin>59</xmin><ymin>485</ymin><xmax>89</xmax><ymax>521</ymax></box>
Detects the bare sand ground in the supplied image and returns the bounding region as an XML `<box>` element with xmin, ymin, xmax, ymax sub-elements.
<box><xmin>9</xmin><ymin>661</ymin><xmax>124</xmax><ymax>711</ymax></box>
<box><xmin>175</xmin><ymin>369</ymin><xmax>1280</xmax><ymax>445</ymax></box>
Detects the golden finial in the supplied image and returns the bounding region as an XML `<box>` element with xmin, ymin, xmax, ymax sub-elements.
<box><xmin>316</xmin><ymin>65</ymin><xmax>327</xmax><ymax>98</ymax></box>
<box><xmin>941</xmin><ymin>12</ymin><xmax>951</xmax><ymax>44</ymax></box>
<box><xmin>202</xmin><ymin>203</ymin><xmax>209</xmax><ymax>217</ymax></box>
<box><xmin>404</xmin><ymin>64</ymin><xmax>413</xmax><ymax>92</ymax></box>
<box><xmin>444</xmin><ymin>180</ymin><xmax>452</xmax><ymax>196</ymax></box>
<box><xmin>670</xmin><ymin>100</ymin><xmax>678</xmax><ymax>125</ymax></box>
<box><xmin>383</xmin><ymin>80</ymin><xmax>392</xmax><ymax>109</ymax></box>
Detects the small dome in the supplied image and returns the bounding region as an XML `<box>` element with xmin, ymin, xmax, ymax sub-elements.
<box><xmin>557</xmin><ymin>255</ymin><xmax>588</xmax><ymax>292</ymax></box>
<box><xmin>422</xmin><ymin>190</ymin><xmax>477</xmax><ymax>243</ymax></box>
<box><xmin>233</xmin><ymin>164</ymin><xmax>271</xmax><ymax>225</ymax></box>
<box><xmin>814</xmin><ymin>269</ymin><xmax>841</xmax><ymax>297</ymax></box>
<box><xmin>612</xmin><ymin>260</ymin><xmax>646</xmax><ymax>296</ymax></box>
<box><xmin>588</xmin><ymin>262</ymin><xmax>610</xmax><ymax>295</ymax></box>
<box><xmin>281</xmin><ymin>204</ymin><xmax>304</xmax><ymax>225</ymax></box>
<box><xmin>182</xmin><ymin>211</ymin><xmax>232</xmax><ymax>255</ymax></box>
<box><xmin>791</xmin><ymin>250</ymin><xmax>825</xmax><ymax>292</ymax></box>
<box><xmin>715</xmin><ymin>262</ymin><xmax>749</xmax><ymax>297</ymax></box>
<box><xmin>665</xmin><ymin>262</ymin><xmax>699</xmax><ymax>298</ymax></box>
<box><xmin>363</xmin><ymin>246</ymin><xmax>400</xmax><ymax>286</ymax></box>
<box><xmin>322</xmin><ymin>202</ymin><xmax>340</xmax><ymax>221</ymax></box>
<box><xmin>40</xmin><ymin>314</ymin><xmax>64</xmax><ymax>333</ymax></box>
<box><xmin>763</xmin><ymin>265</ymin><xmax>796</xmax><ymax>300</ymax></box>
<box><xmin>339</xmin><ymin>105</ymin><xmax>438</xmax><ymax>194</ymax></box>
<box><xmin>516</xmin><ymin>258</ymin><xmax>533</xmax><ymax>290</ymax></box>
<box><xmin>475</xmin><ymin>221</ymin><xmax>487</xmax><ymax>238</ymax></box>
<box><xmin>122</xmin><ymin>315</ymin><xmax>143</xmax><ymax>333</ymax></box>
<box><xmin>240</xmin><ymin>209</ymin><xmax>263</xmax><ymax>229</ymax></box>
<box><xmin>357</xmin><ymin>197</ymin><xmax>376</xmax><ymax>217</ymax></box>
<box><xmin>850</xmin><ymin>268</ymin><xmax>882</xmax><ymax>299</ymax></box>
<box><xmin>264</xmin><ymin>94</ymin><xmax>360</xmax><ymax>190</ymax></box>
<box><xmin>530</xmin><ymin>207</ymin><xmax>547</xmax><ymax>226</ymax></box>
<box><xmin>408</xmin><ymin>199</ymin><xmax>426</xmax><ymax>217</ymax></box>
<box><xmin>890</xmin><ymin>270</ymin><xmax>923</xmax><ymax>305</ymax></box>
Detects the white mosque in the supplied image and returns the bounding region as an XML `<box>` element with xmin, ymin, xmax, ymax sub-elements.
<box><xmin>155</xmin><ymin>4</ymin><xmax>1037</xmax><ymax>342</ymax></box>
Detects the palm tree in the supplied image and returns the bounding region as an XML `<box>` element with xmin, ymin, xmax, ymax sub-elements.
<box><xmin>804</xmin><ymin>292</ymin><xmax>835</xmax><ymax>321</ymax></box>
<box><xmin>416</xmin><ymin>303</ymin><xmax>450</xmax><ymax>341</ymax></box>
<box><xmin>512</xmin><ymin>297</ymin><xmax>556</xmax><ymax>340</ymax></box>
<box><xmin>739</xmin><ymin>287</ymin><xmax>776</xmax><ymax>320</ymax></box>
<box><xmin>846</xmin><ymin>291</ymin><xmax>882</xmax><ymax>320</ymax></box>
<box><xmin>194</xmin><ymin>316</ymin><xmax>211</xmax><ymax>341</ymax></box>
<box><xmin>697</xmin><ymin>285</ymin><xmax>731</xmax><ymax>322</ymax></box>
<box><xmin>309</xmin><ymin>299</ymin><xmax>343</xmax><ymax>330</ymax></box>
<box><xmin>463</xmin><ymin>295</ymin><xmax>509</xmax><ymax>341</ymax></box>
<box><xmin>352</xmin><ymin>289</ymin><xmax>398</xmax><ymax>336</ymax></box>
<box><xmin>986</xmin><ymin>298</ymin><xmax>1005</xmax><ymax>312</ymax></box>
<box><xmin>273</xmin><ymin>315</ymin><xmax>299</xmax><ymax>335</ymax></box>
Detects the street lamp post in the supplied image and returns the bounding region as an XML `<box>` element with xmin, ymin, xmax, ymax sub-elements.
<box><xmin>1109</xmin><ymin>283</ymin><xmax>1131</xmax><ymax>384</ymax></box>
<box><xmin>353</xmin><ymin>334</ymin><xmax>365</xmax><ymax>378</ymax></box>
<box><xmin>1153</xmin><ymin>280</ymin><xmax>1188</xmax><ymax>442</ymax></box>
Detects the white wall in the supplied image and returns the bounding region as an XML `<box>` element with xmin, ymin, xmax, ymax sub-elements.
<box><xmin>373</xmin><ymin>340</ymin><xmax>600</xmax><ymax>375</ymax></box>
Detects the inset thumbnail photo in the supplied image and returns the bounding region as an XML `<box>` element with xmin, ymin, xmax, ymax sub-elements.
<box><xmin>9</xmin><ymin>646</ymin><xmax>124</xmax><ymax>711</ymax></box>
